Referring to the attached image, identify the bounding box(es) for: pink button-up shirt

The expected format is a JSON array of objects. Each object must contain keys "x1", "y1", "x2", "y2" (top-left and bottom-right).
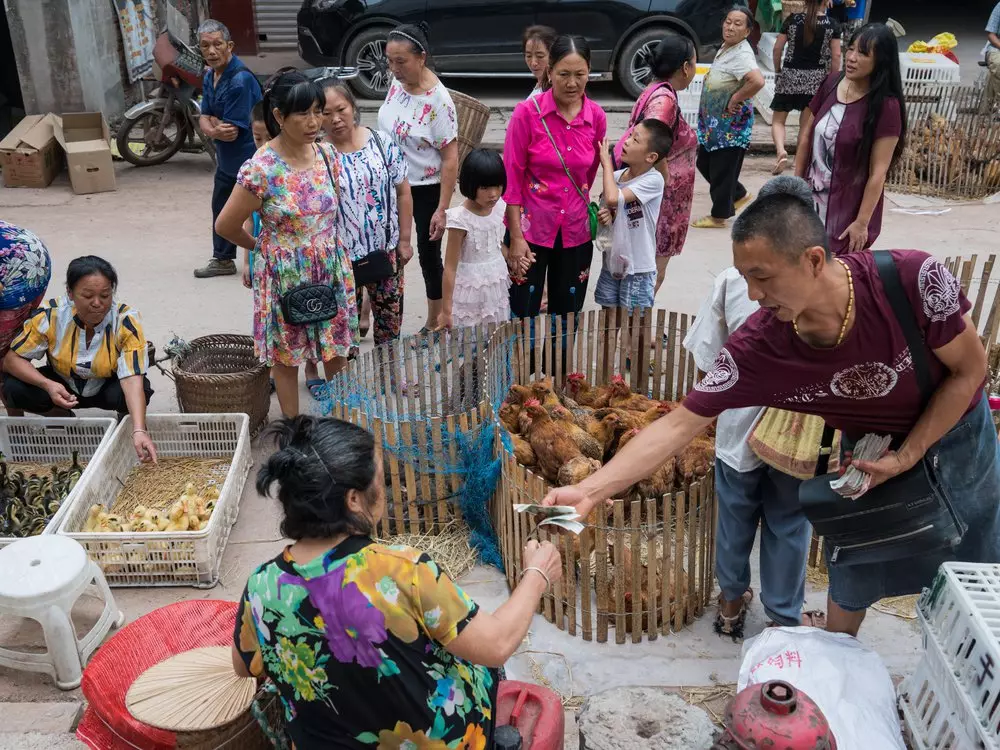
[{"x1": 502, "y1": 90, "x2": 607, "y2": 248}]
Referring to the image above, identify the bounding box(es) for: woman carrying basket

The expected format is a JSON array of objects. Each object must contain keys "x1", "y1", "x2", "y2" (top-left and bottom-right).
[{"x1": 543, "y1": 178, "x2": 1000, "y2": 638}]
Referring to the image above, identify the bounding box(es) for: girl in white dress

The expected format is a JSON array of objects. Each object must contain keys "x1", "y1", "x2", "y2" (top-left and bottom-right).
[{"x1": 437, "y1": 149, "x2": 522, "y2": 329}]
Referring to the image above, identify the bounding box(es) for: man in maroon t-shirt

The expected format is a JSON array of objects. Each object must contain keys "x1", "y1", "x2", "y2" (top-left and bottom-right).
[{"x1": 544, "y1": 184, "x2": 1000, "y2": 638}]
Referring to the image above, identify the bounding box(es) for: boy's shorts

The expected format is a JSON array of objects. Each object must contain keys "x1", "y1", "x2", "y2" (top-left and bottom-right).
[{"x1": 594, "y1": 267, "x2": 656, "y2": 310}]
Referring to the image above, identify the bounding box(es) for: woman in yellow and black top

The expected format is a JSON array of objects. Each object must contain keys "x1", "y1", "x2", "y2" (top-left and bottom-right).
[{"x1": 2, "y1": 256, "x2": 158, "y2": 463}]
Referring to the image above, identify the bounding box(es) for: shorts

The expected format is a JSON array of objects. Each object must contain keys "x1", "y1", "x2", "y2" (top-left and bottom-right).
[{"x1": 594, "y1": 267, "x2": 656, "y2": 311}]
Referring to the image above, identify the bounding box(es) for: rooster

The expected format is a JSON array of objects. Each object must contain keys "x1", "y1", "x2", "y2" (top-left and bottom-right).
[
  {"x1": 607, "y1": 375, "x2": 660, "y2": 412},
  {"x1": 565, "y1": 372, "x2": 612, "y2": 409}
]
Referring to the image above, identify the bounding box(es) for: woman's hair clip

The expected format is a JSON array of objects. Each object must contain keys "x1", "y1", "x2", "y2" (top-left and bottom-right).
[{"x1": 388, "y1": 30, "x2": 425, "y2": 53}]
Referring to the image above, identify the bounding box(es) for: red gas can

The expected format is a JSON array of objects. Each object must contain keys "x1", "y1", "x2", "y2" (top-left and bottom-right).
[
  {"x1": 495, "y1": 680, "x2": 565, "y2": 750},
  {"x1": 714, "y1": 680, "x2": 837, "y2": 750}
]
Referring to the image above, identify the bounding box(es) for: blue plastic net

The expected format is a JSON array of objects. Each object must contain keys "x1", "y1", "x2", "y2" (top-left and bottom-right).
[{"x1": 316, "y1": 326, "x2": 519, "y2": 570}]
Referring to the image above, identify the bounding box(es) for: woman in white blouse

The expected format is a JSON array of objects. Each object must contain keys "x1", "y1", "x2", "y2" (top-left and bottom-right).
[{"x1": 378, "y1": 24, "x2": 459, "y2": 334}]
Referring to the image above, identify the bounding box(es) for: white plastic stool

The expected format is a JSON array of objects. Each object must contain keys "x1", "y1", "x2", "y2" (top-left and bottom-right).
[{"x1": 0, "y1": 535, "x2": 124, "y2": 689}]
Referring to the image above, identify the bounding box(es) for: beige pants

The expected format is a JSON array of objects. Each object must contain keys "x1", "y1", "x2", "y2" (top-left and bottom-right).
[{"x1": 983, "y1": 49, "x2": 1000, "y2": 115}]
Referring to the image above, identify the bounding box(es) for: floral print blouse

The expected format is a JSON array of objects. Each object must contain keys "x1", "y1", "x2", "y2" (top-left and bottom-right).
[
  {"x1": 377, "y1": 79, "x2": 458, "y2": 186},
  {"x1": 698, "y1": 40, "x2": 759, "y2": 152},
  {"x1": 235, "y1": 536, "x2": 497, "y2": 749}
]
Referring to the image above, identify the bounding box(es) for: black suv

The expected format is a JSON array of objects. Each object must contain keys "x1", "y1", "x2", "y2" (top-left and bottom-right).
[{"x1": 297, "y1": 0, "x2": 729, "y2": 100}]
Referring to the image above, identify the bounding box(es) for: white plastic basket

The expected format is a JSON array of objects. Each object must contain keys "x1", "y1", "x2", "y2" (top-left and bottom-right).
[
  {"x1": 758, "y1": 33, "x2": 779, "y2": 71},
  {"x1": 912, "y1": 563, "x2": 1000, "y2": 743},
  {"x1": 56, "y1": 413, "x2": 252, "y2": 587},
  {"x1": 900, "y1": 53, "x2": 961, "y2": 86},
  {"x1": 900, "y1": 610, "x2": 1000, "y2": 749},
  {"x1": 0, "y1": 417, "x2": 115, "y2": 548}
]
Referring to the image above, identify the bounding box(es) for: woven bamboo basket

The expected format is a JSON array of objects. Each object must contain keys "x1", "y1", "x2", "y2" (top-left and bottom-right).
[
  {"x1": 326, "y1": 325, "x2": 496, "y2": 537},
  {"x1": 172, "y1": 335, "x2": 270, "y2": 438},
  {"x1": 809, "y1": 253, "x2": 1000, "y2": 571},
  {"x1": 450, "y1": 89, "x2": 491, "y2": 168},
  {"x1": 171, "y1": 684, "x2": 284, "y2": 749},
  {"x1": 486, "y1": 310, "x2": 716, "y2": 643}
]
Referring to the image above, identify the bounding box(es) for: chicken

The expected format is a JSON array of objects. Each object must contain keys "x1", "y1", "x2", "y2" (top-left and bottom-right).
[
  {"x1": 616, "y1": 429, "x2": 677, "y2": 498},
  {"x1": 506, "y1": 384, "x2": 535, "y2": 406},
  {"x1": 521, "y1": 403, "x2": 586, "y2": 485},
  {"x1": 588, "y1": 412, "x2": 628, "y2": 457},
  {"x1": 565, "y1": 373, "x2": 612, "y2": 409},
  {"x1": 518, "y1": 399, "x2": 542, "y2": 434},
  {"x1": 498, "y1": 401, "x2": 522, "y2": 435},
  {"x1": 607, "y1": 375, "x2": 660, "y2": 412},
  {"x1": 549, "y1": 406, "x2": 603, "y2": 460},
  {"x1": 530, "y1": 378, "x2": 561, "y2": 411},
  {"x1": 676, "y1": 436, "x2": 714, "y2": 483},
  {"x1": 557, "y1": 455, "x2": 602, "y2": 486},
  {"x1": 609, "y1": 542, "x2": 689, "y2": 632},
  {"x1": 511, "y1": 434, "x2": 536, "y2": 467}
]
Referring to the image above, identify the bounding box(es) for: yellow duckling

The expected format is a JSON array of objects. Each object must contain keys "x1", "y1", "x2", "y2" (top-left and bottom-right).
[
  {"x1": 164, "y1": 514, "x2": 191, "y2": 532},
  {"x1": 133, "y1": 519, "x2": 158, "y2": 533},
  {"x1": 120, "y1": 522, "x2": 134, "y2": 533},
  {"x1": 98, "y1": 514, "x2": 123, "y2": 533},
  {"x1": 129, "y1": 505, "x2": 149, "y2": 524},
  {"x1": 167, "y1": 501, "x2": 187, "y2": 523},
  {"x1": 84, "y1": 504, "x2": 104, "y2": 532},
  {"x1": 200, "y1": 498, "x2": 216, "y2": 521},
  {"x1": 144, "y1": 509, "x2": 168, "y2": 531},
  {"x1": 203, "y1": 486, "x2": 220, "y2": 502}
]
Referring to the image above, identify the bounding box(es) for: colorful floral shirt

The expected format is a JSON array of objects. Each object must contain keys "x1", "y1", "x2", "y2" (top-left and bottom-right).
[
  {"x1": 235, "y1": 536, "x2": 497, "y2": 749},
  {"x1": 698, "y1": 40, "x2": 759, "y2": 152},
  {"x1": 377, "y1": 79, "x2": 457, "y2": 186}
]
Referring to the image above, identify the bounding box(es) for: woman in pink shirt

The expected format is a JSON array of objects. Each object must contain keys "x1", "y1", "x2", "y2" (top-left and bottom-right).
[{"x1": 503, "y1": 35, "x2": 608, "y2": 317}]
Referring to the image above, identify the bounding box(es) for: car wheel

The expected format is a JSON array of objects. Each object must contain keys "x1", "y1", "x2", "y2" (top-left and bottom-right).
[
  {"x1": 345, "y1": 27, "x2": 392, "y2": 100},
  {"x1": 616, "y1": 27, "x2": 684, "y2": 100}
]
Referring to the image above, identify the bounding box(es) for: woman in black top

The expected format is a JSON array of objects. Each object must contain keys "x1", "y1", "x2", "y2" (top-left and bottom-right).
[{"x1": 770, "y1": 0, "x2": 842, "y2": 173}]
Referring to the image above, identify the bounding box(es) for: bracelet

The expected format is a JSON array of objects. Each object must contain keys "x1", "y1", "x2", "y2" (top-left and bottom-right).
[
  {"x1": 133, "y1": 429, "x2": 149, "y2": 436},
  {"x1": 521, "y1": 566, "x2": 551, "y2": 589}
]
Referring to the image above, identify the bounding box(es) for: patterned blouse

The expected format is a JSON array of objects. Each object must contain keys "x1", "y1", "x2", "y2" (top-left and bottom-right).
[
  {"x1": 235, "y1": 536, "x2": 497, "y2": 749},
  {"x1": 698, "y1": 40, "x2": 759, "y2": 152},
  {"x1": 11, "y1": 296, "x2": 147, "y2": 397},
  {"x1": 377, "y1": 80, "x2": 458, "y2": 186}
]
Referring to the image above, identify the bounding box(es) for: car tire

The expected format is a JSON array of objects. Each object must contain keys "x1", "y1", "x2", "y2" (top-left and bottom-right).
[
  {"x1": 345, "y1": 26, "x2": 393, "y2": 100},
  {"x1": 616, "y1": 27, "x2": 686, "y2": 100}
]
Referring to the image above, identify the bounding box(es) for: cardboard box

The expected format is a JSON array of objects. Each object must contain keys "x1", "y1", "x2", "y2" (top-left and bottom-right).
[
  {"x1": 0, "y1": 114, "x2": 64, "y2": 188},
  {"x1": 54, "y1": 112, "x2": 116, "y2": 194}
]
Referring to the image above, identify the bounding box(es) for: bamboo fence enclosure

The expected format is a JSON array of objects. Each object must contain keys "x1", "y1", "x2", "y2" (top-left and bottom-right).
[
  {"x1": 486, "y1": 310, "x2": 716, "y2": 643},
  {"x1": 810, "y1": 253, "x2": 1000, "y2": 570},
  {"x1": 888, "y1": 83, "x2": 1000, "y2": 200},
  {"x1": 326, "y1": 326, "x2": 496, "y2": 537}
]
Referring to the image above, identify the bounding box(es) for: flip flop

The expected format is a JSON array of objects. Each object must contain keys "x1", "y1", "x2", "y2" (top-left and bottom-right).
[
  {"x1": 766, "y1": 610, "x2": 827, "y2": 629},
  {"x1": 691, "y1": 216, "x2": 728, "y2": 229},
  {"x1": 734, "y1": 193, "x2": 755, "y2": 211},
  {"x1": 715, "y1": 589, "x2": 754, "y2": 642},
  {"x1": 772, "y1": 154, "x2": 789, "y2": 175},
  {"x1": 306, "y1": 379, "x2": 327, "y2": 400}
]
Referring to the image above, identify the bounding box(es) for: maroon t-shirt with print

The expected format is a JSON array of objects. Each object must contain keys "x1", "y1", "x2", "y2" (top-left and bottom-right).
[{"x1": 683, "y1": 250, "x2": 980, "y2": 440}]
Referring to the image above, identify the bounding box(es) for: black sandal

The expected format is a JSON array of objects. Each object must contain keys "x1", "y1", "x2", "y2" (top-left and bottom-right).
[{"x1": 714, "y1": 589, "x2": 754, "y2": 642}]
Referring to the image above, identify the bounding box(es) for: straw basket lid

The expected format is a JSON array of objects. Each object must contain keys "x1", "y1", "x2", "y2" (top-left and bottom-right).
[{"x1": 126, "y1": 646, "x2": 257, "y2": 732}]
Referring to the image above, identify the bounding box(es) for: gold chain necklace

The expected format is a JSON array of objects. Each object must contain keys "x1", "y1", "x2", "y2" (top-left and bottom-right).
[{"x1": 793, "y1": 259, "x2": 854, "y2": 347}]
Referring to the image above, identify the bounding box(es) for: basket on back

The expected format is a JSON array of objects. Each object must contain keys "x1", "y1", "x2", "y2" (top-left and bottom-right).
[
  {"x1": 171, "y1": 335, "x2": 270, "y2": 438},
  {"x1": 325, "y1": 325, "x2": 497, "y2": 537},
  {"x1": 486, "y1": 310, "x2": 717, "y2": 643},
  {"x1": 450, "y1": 89, "x2": 491, "y2": 168}
]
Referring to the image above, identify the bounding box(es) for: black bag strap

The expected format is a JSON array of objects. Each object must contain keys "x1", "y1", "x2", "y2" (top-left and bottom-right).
[
  {"x1": 369, "y1": 130, "x2": 396, "y2": 254},
  {"x1": 531, "y1": 96, "x2": 590, "y2": 209},
  {"x1": 816, "y1": 251, "x2": 934, "y2": 472}
]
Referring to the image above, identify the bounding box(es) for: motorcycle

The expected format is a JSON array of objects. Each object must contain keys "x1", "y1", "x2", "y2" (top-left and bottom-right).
[{"x1": 117, "y1": 32, "x2": 215, "y2": 167}]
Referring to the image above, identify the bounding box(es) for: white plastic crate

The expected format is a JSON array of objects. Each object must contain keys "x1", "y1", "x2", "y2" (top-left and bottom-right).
[
  {"x1": 0, "y1": 417, "x2": 115, "y2": 548},
  {"x1": 900, "y1": 53, "x2": 961, "y2": 86},
  {"x1": 56, "y1": 413, "x2": 251, "y2": 587},
  {"x1": 914, "y1": 563, "x2": 1000, "y2": 742},
  {"x1": 758, "y1": 33, "x2": 779, "y2": 71},
  {"x1": 900, "y1": 609, "x2": 1000, "y2": 749}
]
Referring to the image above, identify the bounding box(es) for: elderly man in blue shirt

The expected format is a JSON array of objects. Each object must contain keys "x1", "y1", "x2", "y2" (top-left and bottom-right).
[{"x1": 194, "y1": 20, "x2": 262, "y2": 278}]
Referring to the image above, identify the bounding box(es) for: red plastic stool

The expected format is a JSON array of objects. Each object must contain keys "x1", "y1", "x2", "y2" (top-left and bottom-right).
[
  {"x1": 75, "y1": 599, "x2": 238, "y2": 750},
  {"x1": 496, "y1": 680, "x2": 565, "y2": 750}
]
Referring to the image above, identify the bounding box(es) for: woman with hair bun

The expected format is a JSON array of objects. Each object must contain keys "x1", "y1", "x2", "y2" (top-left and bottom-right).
[
  {"x1": 234, "y1": 416, "x2": 562, "y2": 747},
  {"x1": 613, "y1": 33, "x2": 700, "y2": 291},
  {"x1": 216, "y1": 70, "x2": 358, "y2": 419}
]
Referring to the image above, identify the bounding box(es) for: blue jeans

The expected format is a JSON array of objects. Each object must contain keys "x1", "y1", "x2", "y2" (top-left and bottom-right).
[
  {"x1": 212, "y1": 170, "x2": 238, "y2": 261},
  {"x1": 715, "y1": 458, "x2": 809, "y2": 626}
]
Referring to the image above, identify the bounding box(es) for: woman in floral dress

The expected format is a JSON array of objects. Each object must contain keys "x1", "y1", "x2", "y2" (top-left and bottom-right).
[
  {"x1": 613, "y1": 34, "x2": 699, "y2": 293},
  {"x1": 235, "y1": 416, "x2": 562, "y2": 749},
  {"x1": 217, "y1": 72, "x2": 358, "y2": 418}
]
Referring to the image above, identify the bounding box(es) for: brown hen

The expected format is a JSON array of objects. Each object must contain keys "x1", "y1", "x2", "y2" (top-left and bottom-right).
[
  {"x1": 565, "y1": 372, "x2": 612, "y2": 409},
  {"x1": 498, "y1": 401, "x2": 521, "y2": 435},
  {"x1": 521, "y1": 403, "x2": 585, "y2": 485},
  {"x1": 549, "y1": 405, "x2": 603, "y2": 460},
  {"x1": 607, "y1": 375, "x2": 660, "y2": 412}
]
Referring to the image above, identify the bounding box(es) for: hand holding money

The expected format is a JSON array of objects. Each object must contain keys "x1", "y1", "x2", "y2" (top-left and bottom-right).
[{"x1": 828, "y1": 433, "x2": 895, "y2": 499}]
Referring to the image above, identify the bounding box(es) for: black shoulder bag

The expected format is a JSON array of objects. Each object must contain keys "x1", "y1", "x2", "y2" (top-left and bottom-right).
[
  {"x1": 350, "y1": 131, "x2": 397, "y2": 288},
  {"x1": 279, "y1": 146, "x2": 340, "y2": 325},
  {"x1": 798, "y1": 251, "x2": 966, "y2": 567}
]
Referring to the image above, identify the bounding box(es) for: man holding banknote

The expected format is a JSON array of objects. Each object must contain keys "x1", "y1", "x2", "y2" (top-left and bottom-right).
[{"x1": 544, "y1": 177, "x2": 1000, "y2": 639}]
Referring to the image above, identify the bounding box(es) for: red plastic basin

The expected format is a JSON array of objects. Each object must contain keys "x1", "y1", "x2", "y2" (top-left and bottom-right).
[{"x1": 496, "y1": 680, "x2": 565, "y2": 750}]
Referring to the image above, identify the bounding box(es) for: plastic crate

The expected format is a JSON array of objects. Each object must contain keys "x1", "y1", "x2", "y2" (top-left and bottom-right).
[
  {"x1": 899, "y1": 610, "x2": 999, "y2": 749},
  {"x1": 56, "y1": 413, "x2": 251, "y2": 587},
  {"x1": 900, "y1": 53, "x2": 961, "y2": 85},
  {"x1": 914, "y1": 563, "x2": 1000, "y2": 742},
  {"x1": 758, "y1": 33, "x2": 779, "y2": 71},
  {"x1": 0, "y1": 417, "x2": 115, "y2": 548}
]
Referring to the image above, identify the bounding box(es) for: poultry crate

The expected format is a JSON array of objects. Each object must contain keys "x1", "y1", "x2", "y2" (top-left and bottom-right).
[
  {"x1": 325, "y1": 324, "x2": 498, "y2": 537},
  {"x1": 56, "y1": 413, "x2": 251, "y2": 587},
  {"x1": 487, "y1": 310, "x2": 716, "y2": 643},
  {"x1": 0, "y1": 417, "x2": 115, "y2": 548}
]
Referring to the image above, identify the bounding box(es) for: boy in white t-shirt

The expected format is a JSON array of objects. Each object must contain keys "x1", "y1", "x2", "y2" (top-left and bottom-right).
[{"x1": 595, "y1": 119, "x2": 672, "y2": 311}]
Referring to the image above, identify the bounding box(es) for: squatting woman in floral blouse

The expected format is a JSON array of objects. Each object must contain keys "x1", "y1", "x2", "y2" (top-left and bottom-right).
[{"x1": 233, "y1": 416, "x2": 562, "y2": 749}]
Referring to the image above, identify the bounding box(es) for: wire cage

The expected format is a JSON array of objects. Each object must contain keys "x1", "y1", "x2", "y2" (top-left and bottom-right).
[
  {"x1": 486, "y1": 310, "x2": 717, "y2": 643},
  {"x1": 325, "y1": 325, "x2": 499, "y2": 539}
]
